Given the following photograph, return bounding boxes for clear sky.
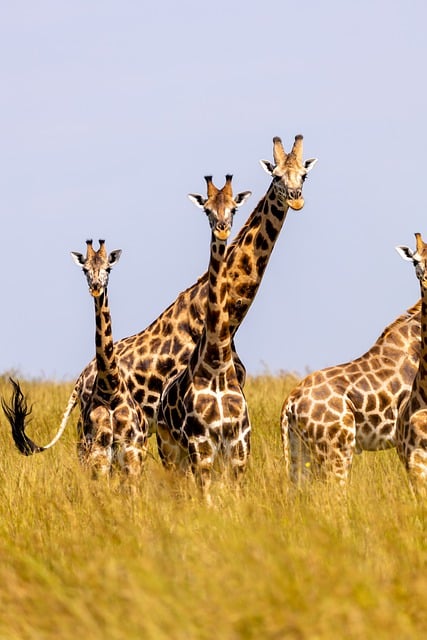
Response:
[1,1,426,381]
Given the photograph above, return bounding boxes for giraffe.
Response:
[3,134,317,458]
[281,300,421,485]
[3,240,148,477]
[157,175,252,501]
[395,233,427,491]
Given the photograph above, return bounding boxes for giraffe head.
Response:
[188,175,251,241]
[260,135,317,211]
[71,239,122,297]
[396,233,427,288]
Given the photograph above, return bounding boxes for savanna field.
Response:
[0,373,426,640]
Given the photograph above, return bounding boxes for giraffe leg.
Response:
[405,447,427,496]
[156,423,188,471]
[288,428,315,486]
[188,438,215,504]
[288,419,355,487]
[81,407,114,477]
[115,440,147,478]
[229,428,251,488]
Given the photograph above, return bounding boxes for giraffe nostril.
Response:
[288,189,302,200]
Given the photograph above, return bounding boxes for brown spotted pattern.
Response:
[281,301,421,485]
[395,234,427,490]
[3,135,317,465]
[71,240,148,477]
[157,176,252,501]
[75,136,317,441]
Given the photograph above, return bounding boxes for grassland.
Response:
[0,373,426,639]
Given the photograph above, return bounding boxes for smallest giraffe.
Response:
[1,240,148,477]
[70,240,149,477]
[157,175,252,502]
[396,232,427,492]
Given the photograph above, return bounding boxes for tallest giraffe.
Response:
[4,134,317,456]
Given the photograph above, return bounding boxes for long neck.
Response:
[192,234,232,374]
[225,182,288,332]
[94,289,121,396]
[417,286,427,382]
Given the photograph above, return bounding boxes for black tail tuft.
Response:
[1,378,41,455]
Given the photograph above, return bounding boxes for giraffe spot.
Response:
[255,234,269,251]
[150,337,162,352]
[270,202,284,220]
[265,218,276,242]
[311,386,330,401]
[199,397,220,423]
[239,254,252,275]
[148,375,163,394]
[99,432,112,448]
[365,395,377,412]
[381,423,393,436]
[311,404,325,421]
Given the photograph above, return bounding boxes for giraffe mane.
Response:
[375,299,421,343]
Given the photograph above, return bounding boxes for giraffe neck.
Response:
[225,183,289,331]
[94,290,121,396]
[415,288,427,382]
[192,233,232,374]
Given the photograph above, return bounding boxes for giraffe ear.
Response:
[304,158,318,172]
[395,245,415,262]
[234,191,252,208]
[70,251,85,266]
[108,250,122,267]
[259,160,275,175]
[188,193,207,209]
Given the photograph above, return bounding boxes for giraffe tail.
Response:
[1,377,78,456]
[280,402,291,480]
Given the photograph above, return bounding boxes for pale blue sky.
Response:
[1,1,426,380]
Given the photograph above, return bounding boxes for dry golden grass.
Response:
[0,373,426,639]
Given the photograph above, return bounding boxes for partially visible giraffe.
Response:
[281,300,421,485]
[3,240,148,477]
[4,134,317,459]
[157,175,252,501]
[395,233,427,491]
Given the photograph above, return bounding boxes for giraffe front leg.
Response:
[188,437,215,505]
[112,408,148,478]
[115,438,147,478]
[403,412,427,496]
[229,426,251,488]
[81,407,114,477]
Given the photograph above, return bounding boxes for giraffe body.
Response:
[281,301,421,484]
[395,235,427,490]
[71,240,149,476]
[157,176,252,500]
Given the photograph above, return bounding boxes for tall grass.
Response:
[0,374,426,639]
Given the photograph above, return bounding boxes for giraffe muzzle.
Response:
[287,197,305,211]
[214,222,231,241]
[286,189,305,211]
